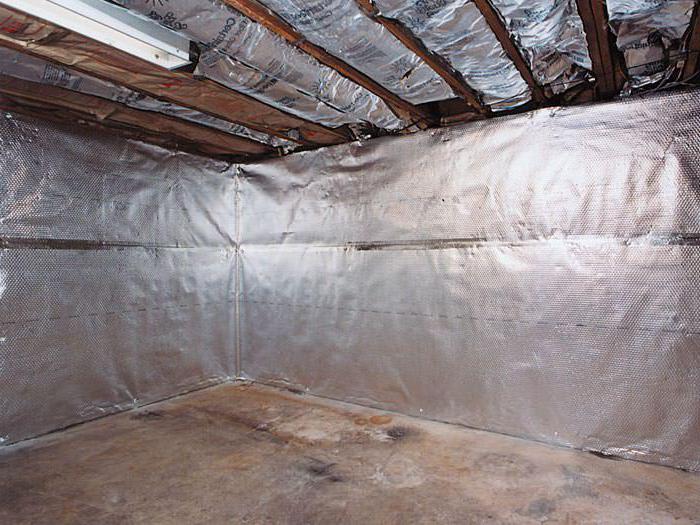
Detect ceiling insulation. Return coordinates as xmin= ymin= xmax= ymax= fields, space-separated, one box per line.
xmin=490 ymin=0 xmax=593 ymax=94
xmin=606 ymin=0 xmax=697 ymax=88
xmin=254 ymin=0 xmax=455 ymax=104
xmin=0 ymin=0 xmax=699 ymax=159
xmin=0 ymin=48 xmax=296 ymax=150
xmin=0 ymin=5 xmax=349 ymax=146
xmin=115 ymin=0 xmax=405 ymax=130
xmin=371 ymin=0 xmax=530 ymax=110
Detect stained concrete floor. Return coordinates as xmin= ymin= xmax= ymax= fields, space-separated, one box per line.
xmin=0 ymin=383 xmax=699 ymax=524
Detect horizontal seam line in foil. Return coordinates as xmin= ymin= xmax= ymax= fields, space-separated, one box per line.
xmin=0 ymin=237 xmax=237 ymax=250
xmin=240 ymin=234 xmax=700 ymax=251
xmin=1 ymin=298 xmax=236 ymax=327
xmin=240 ymin=298 xmax=699 ymax=336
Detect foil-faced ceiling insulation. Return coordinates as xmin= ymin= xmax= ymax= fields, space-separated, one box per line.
xmin=0 ymin=48 xmax=296 ymax=150
xmin=607 ymin=0 xmax=697 ymax=87
xmin=373 ymin=0 xmax=530 ymax=109
xmin=257 ymin=0 xmax=454 ymax=104
xmin=490 ymin=0 xmax=593 ymax=93
xmin=114 ymin=0 xmax=404 ymax=130
xmin=103 ymin=0 xmax=700 ymax=124
xmin=237 ymin=88 xmax=700 ymax=472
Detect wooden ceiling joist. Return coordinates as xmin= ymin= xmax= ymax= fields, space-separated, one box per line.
xmin=471 ymin=0 xmax=546 ymax=103
xmin=575 ymin=0 xmax=623 ymax=99
xmin=354 ymin=0 xmax=488 ymax=115
xmin=0 ymin=5 xmax=350 ymax=146
xmin=222 ymin=0 xmax=435 ymax=126
xmin=0 ymin=96 xmax=245 ymax=161
xmin=682 ymin=3 xmax=700 ymax=80
xmin=0 ymin=75 xmax=274 ymax=159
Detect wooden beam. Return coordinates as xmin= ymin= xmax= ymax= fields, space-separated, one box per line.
xmin=354 ymin=0 xmax=488 ymax=115
xmin=0 ymin=75 xmax=275 ymax=158
xmin=682 ymin=2 xmax=700 ymax=80
xmin=471 ymin=0 xmax=546 ymax=103
xmin=0 ymin=5 xmax=350 ymax=146
xmin=221 ymin=0 xmax=435 ymax=125
xmin=575 ymin=0 xmax=623 ymax=99
xmin=0 ymin=94 xmax=251 ymax=161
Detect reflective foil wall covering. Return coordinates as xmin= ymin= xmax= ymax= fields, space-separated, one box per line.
xmin=238 ymin=88 xmax=700 ymax=471
xmin=0 ymin=114 xmax=237 ymax=444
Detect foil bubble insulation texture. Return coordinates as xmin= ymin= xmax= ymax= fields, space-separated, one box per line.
xmin=113 ymin=0 xmax=404 ymax=130
xmin=0 ymin=47 xmax=295 ymax=150
xmin=489 ymin=0 xmax=593 ymax=93
xmin=238 ymin=88 xmax=700 ymax=471
xmin=373 ymin=0 xmax=531 ymax=110
xmin=0 ymin=113 xmax=237 ymax=444
xmin=607 ymin=0 xmax=697 ymax=88
xmin=255 ymin=0 xmax=454 ymax=104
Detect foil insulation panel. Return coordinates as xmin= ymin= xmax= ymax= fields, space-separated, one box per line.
xmin=256 ymin=0 xmax=454 ymax=104
xmin=0 ymin=6 xmax=340 ymax=146
xmin=0 ymin=113 xmax=237 ymax=444
xmin=0 ymin=48 xmax=294 ymax=150
xmin=113 ymin=0 xmax=404 ymax=130
xmin=238 ymin=88 xmax=700 ymax=471
xmin=373 ymin=0 xmax=530 ymax=109
xmin=490 ymin=0 xmax=593 ymax=93
xmin=607 ymin=0 xmax=697 ymax=87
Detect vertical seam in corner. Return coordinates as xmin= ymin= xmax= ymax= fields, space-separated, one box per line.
xmin=234 ymin=165 xmax=242 ymax=378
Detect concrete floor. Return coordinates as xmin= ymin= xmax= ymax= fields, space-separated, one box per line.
xmin=1 ymin=383 xmax=699 ymax=524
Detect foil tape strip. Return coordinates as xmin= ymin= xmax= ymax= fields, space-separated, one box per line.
xmin=114 ymin=0 xmax=404 ymax=130
xmin=238 ymin=88 xmax=700 ymax=471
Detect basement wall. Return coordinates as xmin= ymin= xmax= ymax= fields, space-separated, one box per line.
xmin=238 ymin=89 xmax=700 ymax=472
xmin=0 ymin=114 xmax=237 ymax=444
xmin=1 ymin=89 xmax=699 ymax=473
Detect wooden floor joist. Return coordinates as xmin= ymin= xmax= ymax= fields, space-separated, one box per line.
xmin=471 ymin=0 xmax=546 ymax=103
xmin=575 ymin=0 xmax=623 ymax=99
xmin=0 ymin=5 xmax=350 ymax=146
xmin=354 ymin=0 xmax=488 ymax=115
xmin=0 ymin=75 xmax=274 ymax=159
xmin=682 ymin=3 xmax=700 ymax=80
xmin=222 ymin=0 xmax=435 ymax=125
xmin=0 ymin=98 xmax=248 ymax=161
